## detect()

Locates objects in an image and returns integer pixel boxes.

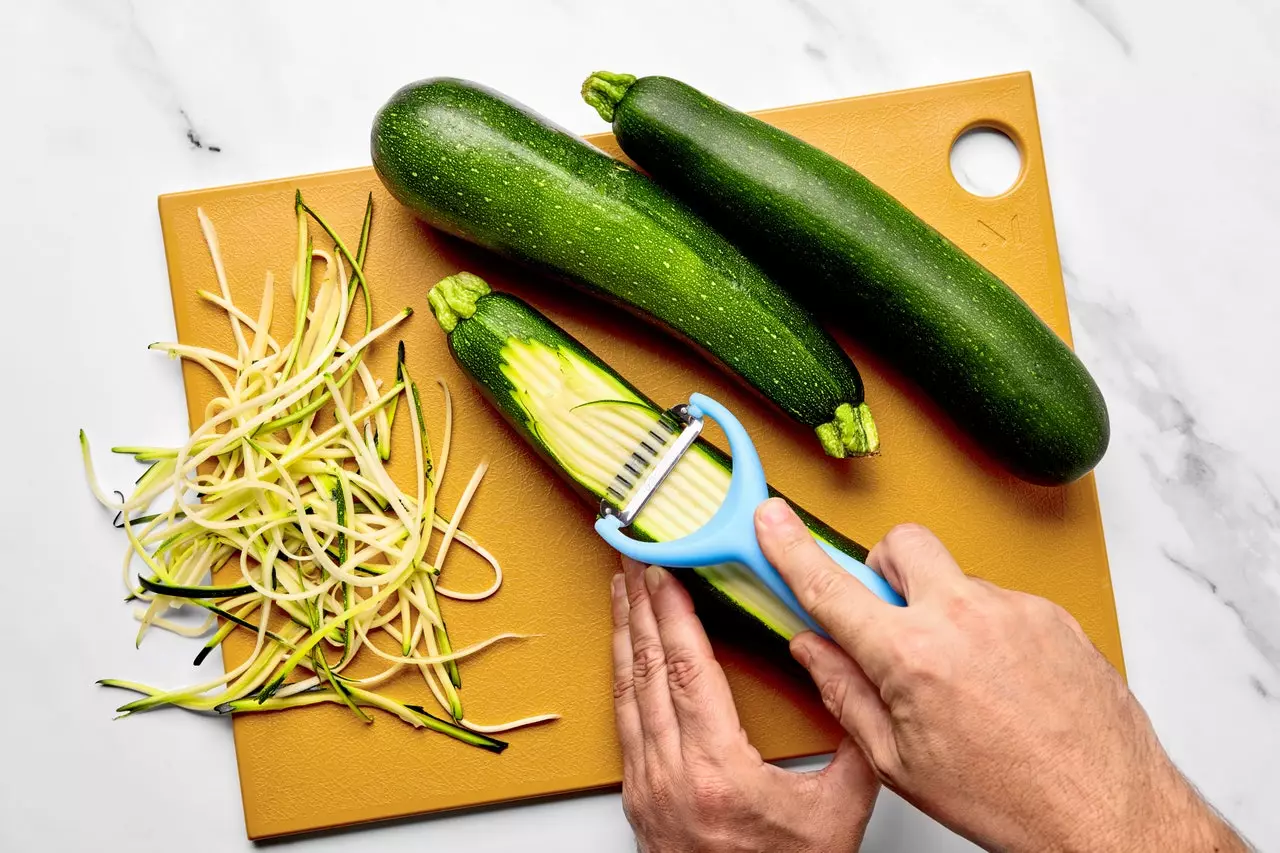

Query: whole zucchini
[428,272,874,650]
[372,78,877,458]
[582,72,1109,485]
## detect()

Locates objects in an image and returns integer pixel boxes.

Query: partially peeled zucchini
[429,273,870,649]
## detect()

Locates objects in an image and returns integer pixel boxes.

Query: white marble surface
[3,0,1278,850]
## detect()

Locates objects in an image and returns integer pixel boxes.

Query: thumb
[814,738,879,845]
[822,736,879,802]
[791,631,895,756]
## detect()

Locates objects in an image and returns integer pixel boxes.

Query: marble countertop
[4,1,1277,850]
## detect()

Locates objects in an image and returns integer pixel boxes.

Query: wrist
[1150,776,1249,853]
[1092,761,1248,853]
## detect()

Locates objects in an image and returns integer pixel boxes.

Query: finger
[808,736,880,847]
[865,523,968,602]
[610,569,644,781]
[820,736,880,811]
[622,557,680,762]
[761,735,878,838]
[791,631,895,758]
[755,498,896,677]
[644,564,743,758]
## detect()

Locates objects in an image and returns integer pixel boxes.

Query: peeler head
[594,392,772,574]
[594,393,896,620]
[599,403,703,528]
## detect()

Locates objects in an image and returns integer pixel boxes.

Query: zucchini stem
[816,402,880,458]
[427,272,490,332]
[580,70,637,123]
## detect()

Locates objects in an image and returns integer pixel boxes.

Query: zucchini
[582,73,1109,485]
[428,273,871,649]
[372,77,878,458]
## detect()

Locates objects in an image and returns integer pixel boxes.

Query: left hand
[611,557,879,852]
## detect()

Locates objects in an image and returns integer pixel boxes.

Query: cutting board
[156,71,1123,839]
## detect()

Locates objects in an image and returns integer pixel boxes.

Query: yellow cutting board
[156,71,1122,839]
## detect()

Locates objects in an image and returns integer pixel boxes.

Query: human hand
[755,498,1249,853]
[611,556,878,852]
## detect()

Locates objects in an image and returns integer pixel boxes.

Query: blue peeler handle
[595,392,905,638]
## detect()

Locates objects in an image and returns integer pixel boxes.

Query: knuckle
[620,786,643,822]
[646,773,676,816]
[1035,595,1088,643]
[1023,592,1053,614]
[948,583,995,621]
[800,566,850,613]
[664,647,705,696]
[943,590,976,624]
[1058,607,1088,639]
[613,669,637,703]
[631,639,668,687]
[689,776,733,814]
[819,675,852,722]
[1048,600,1077,626]
[881,522,932,554]
[1016,592,1062,624]
[620,792,655,839]
[778,525,812,557]
[627,583,649,609]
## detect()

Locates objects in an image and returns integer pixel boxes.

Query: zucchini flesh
[584,72,1109,485]
[372,77,877,458]
[430,273,872,647]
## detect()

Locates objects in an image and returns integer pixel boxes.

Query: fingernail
[611,573,626,599]
[758,497,792,527]
[644,564,664,594]
[790,637,813,668]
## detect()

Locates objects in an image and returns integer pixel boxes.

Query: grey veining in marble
[1070,0,1133,55]
[1069,275,1280,674]
[75,0,223,153]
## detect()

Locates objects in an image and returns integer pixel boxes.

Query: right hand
[754,497,1249,853]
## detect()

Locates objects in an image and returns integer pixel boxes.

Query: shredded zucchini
[83,194,558,751]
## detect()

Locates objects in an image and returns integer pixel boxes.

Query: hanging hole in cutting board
[950,126,1022,197]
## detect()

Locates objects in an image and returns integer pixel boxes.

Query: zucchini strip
[83,196,554,751]
[460,714,561,734]
[217,689,506,753]
[197,207,251,362]
[137,575,255,599]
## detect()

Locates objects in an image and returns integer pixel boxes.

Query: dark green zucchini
[582,72,1109,485]
[371,77,877,458]
[428,272,870,650]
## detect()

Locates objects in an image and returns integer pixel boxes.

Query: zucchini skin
[372,78,877,458]
[435,284,868,653]
[588,73,1109,485]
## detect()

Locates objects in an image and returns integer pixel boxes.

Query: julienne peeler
[594,392,906,638]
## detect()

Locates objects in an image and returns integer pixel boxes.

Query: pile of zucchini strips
[81,193,556,753]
